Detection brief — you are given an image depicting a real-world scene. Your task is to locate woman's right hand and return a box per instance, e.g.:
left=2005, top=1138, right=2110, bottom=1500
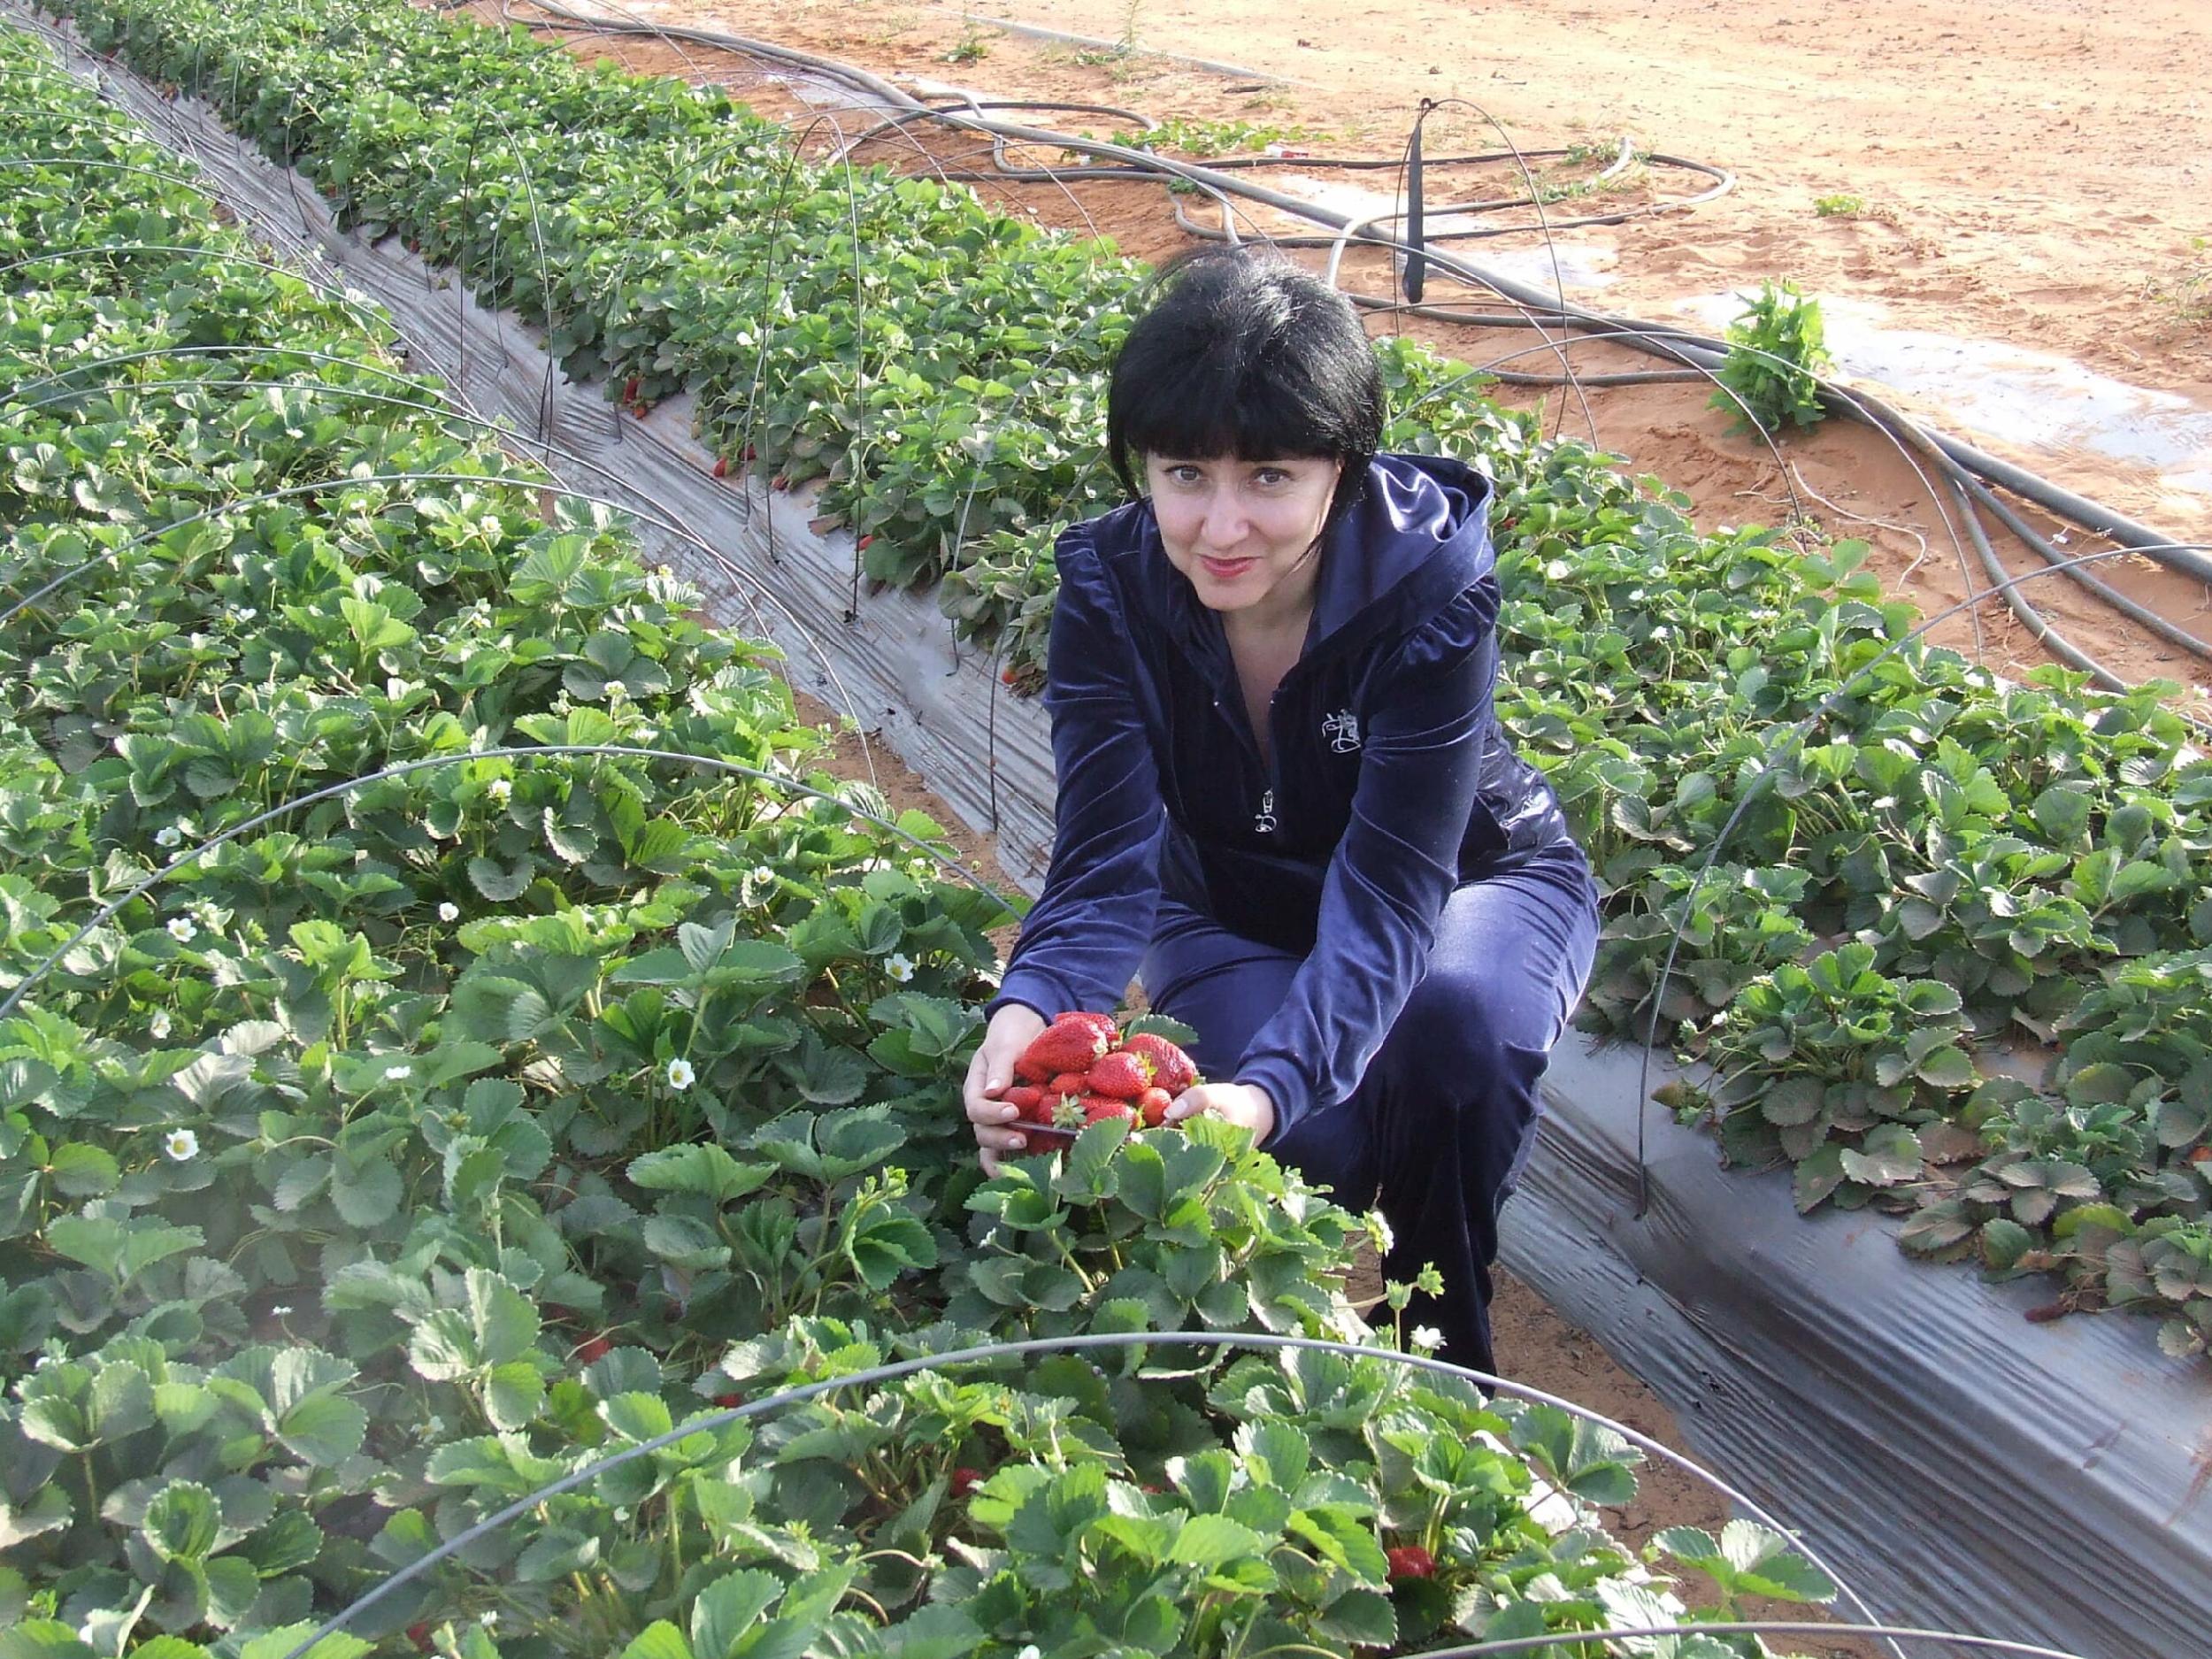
left=964, top=1002, right=1048, bottom=1177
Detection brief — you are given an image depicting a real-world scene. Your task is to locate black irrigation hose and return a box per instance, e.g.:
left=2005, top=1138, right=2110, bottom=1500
left=497, top=0, right=2212, bottom=690
left=503, top=0, right=2212, bottom=690
left=1957, top=468, right=2212, bottom=665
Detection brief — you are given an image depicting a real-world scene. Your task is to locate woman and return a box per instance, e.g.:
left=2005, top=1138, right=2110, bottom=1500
left=961, top=248, right=1599, bottom=1375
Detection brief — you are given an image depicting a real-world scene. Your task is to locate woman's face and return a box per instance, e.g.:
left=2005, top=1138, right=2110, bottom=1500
left=1145, top=453, right=1342, bottom=618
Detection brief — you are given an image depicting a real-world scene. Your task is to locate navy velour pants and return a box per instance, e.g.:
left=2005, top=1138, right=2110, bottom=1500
left=1139, top=842, right=1600, bottom=1378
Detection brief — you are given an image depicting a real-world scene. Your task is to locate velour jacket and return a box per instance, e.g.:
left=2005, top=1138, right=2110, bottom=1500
left=992, top=451, right=1576, bottom=1131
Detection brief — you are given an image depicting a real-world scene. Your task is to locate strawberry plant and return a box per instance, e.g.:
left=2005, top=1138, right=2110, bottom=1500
left=0, top=35, right=1854, bottom=1659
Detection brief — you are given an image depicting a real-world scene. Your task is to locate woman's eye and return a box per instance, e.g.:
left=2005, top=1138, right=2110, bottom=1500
left=1253, top=468, right=1290, bottom=487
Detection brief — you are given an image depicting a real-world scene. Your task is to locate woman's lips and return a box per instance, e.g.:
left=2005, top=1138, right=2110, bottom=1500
left=1200, top=556, right=1258, bottom=580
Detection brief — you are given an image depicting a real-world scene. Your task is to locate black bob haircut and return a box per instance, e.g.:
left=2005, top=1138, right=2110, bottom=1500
left=1106, top=247, right=1385, bottom=528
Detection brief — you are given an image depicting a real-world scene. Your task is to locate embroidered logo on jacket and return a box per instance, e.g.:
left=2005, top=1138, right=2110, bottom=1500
left=1322, top=710, right=1363, bottom=753
left=1253, top=789, right=1278, bottom=835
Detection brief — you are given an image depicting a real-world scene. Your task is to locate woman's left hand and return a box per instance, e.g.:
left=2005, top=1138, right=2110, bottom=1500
left=1163, top=1081, right=1276, bottom=1146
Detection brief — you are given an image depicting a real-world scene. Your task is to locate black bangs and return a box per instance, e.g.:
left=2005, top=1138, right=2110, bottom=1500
left=1106, top=248, right=1384, bottom=515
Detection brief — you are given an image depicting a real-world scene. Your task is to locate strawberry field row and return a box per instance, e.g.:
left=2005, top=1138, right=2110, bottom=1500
left=41, top=0, right=2208, bottom=1367
left=0, top=25, right=1860, bottom=1659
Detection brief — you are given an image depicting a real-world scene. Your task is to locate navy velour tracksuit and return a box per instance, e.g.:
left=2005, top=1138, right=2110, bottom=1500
left=991, top=451, right=1600, bottom=1373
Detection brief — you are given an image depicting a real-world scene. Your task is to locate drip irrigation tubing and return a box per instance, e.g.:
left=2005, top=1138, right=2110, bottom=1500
left=499, top=0, right=2212, bottom=694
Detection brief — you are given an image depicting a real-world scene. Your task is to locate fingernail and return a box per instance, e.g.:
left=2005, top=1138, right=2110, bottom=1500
left=1008, top=1135, right=1024, bottom=1148
left=997, top=1106, right=1018, bottom=1121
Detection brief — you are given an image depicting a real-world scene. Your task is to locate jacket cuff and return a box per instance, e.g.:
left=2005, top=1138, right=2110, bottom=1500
left=987, top=969, right=1066, bottom=1026
left=1235, top=1055, right=1315, bottom=1141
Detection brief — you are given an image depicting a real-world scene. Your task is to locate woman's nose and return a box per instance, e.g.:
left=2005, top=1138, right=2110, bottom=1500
left=1196, top=487, right=1248, bottom=548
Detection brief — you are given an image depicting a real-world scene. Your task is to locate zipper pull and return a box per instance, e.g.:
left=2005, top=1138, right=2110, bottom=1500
left=1253, top=788, right=1278, bottom=835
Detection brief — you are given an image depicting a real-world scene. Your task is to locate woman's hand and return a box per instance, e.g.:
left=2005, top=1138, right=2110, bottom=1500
left=964, top=1003, right=1048, bottom=1176
left=1163, top=1080, right=1276, bottom=1146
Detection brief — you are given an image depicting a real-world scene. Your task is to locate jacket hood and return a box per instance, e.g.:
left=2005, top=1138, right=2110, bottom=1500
left=1102, top=451, right=1497, bottom=664
left=1305, top=450, right=1496, bottom=656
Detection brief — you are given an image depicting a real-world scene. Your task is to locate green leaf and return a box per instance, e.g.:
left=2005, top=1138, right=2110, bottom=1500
left=602, top=1391, right=675, bottom=1443
left=278, top=1393, right=368, bottom=1466
left=466, top=1268, right=540, bottom=1366
left=1169, top=1512, right=1268, bottom=1571
left=142, top=1480, right=221, bottom=1563
left=621, top=1624, right=694, bottom=1659
left=238, top=1632, right=373, bottom=1659
left=1839, top=1124, right=1923, bottom=1187
left=329, top=1155, right=402, bottom=1226
left=691, top=1568, right=781, bottom=1659
left=485, top=1362, right=546, bottom=1432
left=0, top=1622, right=96, bottom=1659
left=47, top=1142, right=120, bottom=1198
left=1717, top=1518, right=1838, bottom=1602
left=1913, top=1045, right=1978, bottom=1091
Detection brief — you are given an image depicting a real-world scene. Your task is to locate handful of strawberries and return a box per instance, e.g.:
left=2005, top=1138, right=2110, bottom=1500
left=999, top=1011, right=1201, bottom=1139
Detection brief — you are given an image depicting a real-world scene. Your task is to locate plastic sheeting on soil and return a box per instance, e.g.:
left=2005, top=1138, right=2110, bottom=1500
left=26, top=16, right=2210, bottom=1655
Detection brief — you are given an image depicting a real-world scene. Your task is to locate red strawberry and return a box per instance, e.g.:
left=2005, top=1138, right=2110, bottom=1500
left=712, top=455, right=729, bottom=478
left=950, top=1466, right=984, bottom=1497
left=742, top=443, right=757, bottom=461
left=624, top=376, right=641, bottom=403
left=1122, top=1033, right=1199, bottom=1094
left=1056, top=1010, right=1120, bottom=1045
left=1002, top=1084, right=1044, bottom=1121
left=857, top=534, right=874, bottom=550
left=1386, top=1545, right=1435, bottom=1581
left=407, top=1624, right=433, bottom=1654
left=1014, top=1021, right=1110, bottom=1084
left=1081, top=1094, right=1133, bottom=1125
left=1137, top=1087, right=1173, bottom=1127
left=1086, top=1049, right=1155, bottom=1100
left=1002, top=667, right=1019, bottom=686
left=632, top=402, right=650, bottom=419
left=771, top=475, right=788, bottom=491
left=714, top=1393, right=743, bottom=1408
left=575, top=1334, right=612, bottom=1364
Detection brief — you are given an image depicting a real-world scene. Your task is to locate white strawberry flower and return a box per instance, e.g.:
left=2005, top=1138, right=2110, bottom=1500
left=167, top=918, right=196, bottom=943
left=439, top=902, right=460, bottom=922
left=149, top=1009, right=172, bottom=1040
left=667, top=1058, right=696, bottom=1092
left=164, top=1129, right=199, bottom=1162
left=387, top=1064, right=412, bottom=1081
left=1410, top=1325, right=1444, bottom=1353
left=156, top=824, right=184, bottom=849
left=886, top=952, right=916, bottom=983
left=487, top=778, right=512, bottom=803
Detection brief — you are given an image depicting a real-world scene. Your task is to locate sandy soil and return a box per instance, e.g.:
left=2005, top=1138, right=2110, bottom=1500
left=506, top=0, right=2212, bottom=717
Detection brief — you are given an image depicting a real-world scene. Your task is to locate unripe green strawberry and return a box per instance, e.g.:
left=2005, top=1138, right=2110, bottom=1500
left=1086, top=1049, right=1156, bottom=1100
left=1122, top=1033, right=1199, bottom=1094
left=1014, top=1020, right=1111, bottom=1083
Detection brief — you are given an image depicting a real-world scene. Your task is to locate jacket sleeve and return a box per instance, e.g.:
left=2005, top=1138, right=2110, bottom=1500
left=1233, top=580, right=1501, bottom=1133
left=989, top=532, right=1166, bottom=1023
